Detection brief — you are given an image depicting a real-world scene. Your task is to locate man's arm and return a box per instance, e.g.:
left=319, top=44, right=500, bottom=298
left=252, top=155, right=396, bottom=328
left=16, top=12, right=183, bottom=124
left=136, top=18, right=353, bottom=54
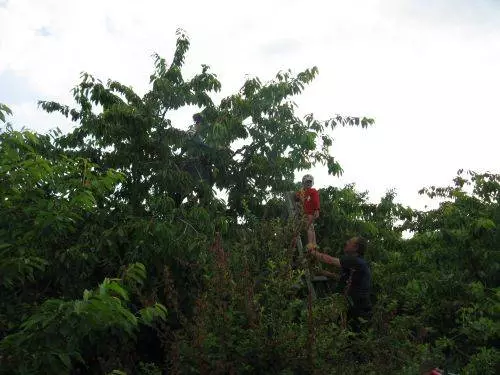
left=317, top=269, right=340, bottom=279
left=308, top=249, right=341, bottom=267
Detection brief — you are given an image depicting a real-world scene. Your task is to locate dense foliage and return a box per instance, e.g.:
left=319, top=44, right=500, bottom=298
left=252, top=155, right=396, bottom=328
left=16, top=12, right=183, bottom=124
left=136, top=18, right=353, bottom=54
left=0, top=33, right=498, bottom=374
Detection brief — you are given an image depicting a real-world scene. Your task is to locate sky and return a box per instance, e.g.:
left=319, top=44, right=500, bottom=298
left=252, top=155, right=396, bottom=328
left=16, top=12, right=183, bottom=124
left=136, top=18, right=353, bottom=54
left=1, top=0, right=499, bottom=210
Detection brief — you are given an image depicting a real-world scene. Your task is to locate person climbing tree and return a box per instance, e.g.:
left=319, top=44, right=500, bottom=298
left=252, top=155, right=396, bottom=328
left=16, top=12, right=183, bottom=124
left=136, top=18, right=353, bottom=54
left=419, top=361, right=443, bottom=375
left=174, top=113, right=215, bottom=205
left=189, top=113, right=209, bottom=147
left=307, top=236, right=372, bottom=332
left=179, top=114, right=209, bottom=167
left=295, top=174, right=320, bottom=250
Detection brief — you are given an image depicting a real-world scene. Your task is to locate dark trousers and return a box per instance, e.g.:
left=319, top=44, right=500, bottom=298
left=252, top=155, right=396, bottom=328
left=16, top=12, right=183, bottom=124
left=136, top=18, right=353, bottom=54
left=347, top=305, right=372, bottom=333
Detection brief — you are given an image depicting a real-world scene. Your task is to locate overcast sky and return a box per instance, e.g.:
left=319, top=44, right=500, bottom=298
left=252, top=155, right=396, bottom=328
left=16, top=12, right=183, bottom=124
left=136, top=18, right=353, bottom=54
left=1, top=0, right=499, bottom=210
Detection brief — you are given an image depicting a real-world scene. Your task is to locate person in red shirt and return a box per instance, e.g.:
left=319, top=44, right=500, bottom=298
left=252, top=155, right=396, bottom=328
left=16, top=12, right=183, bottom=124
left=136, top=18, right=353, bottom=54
left=419, top=361, right=443, bottom=375
left=296, top=174, right=320, bottom=249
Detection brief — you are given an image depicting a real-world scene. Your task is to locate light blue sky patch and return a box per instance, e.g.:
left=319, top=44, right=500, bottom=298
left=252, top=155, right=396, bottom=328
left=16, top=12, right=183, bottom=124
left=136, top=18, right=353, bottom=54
left=0, top=70, right=40, bottom=106
left=36, top=27, right=52, bottom=37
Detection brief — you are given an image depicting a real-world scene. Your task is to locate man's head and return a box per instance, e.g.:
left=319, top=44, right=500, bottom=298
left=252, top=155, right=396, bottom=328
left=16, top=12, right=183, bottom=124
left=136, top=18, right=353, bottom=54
left=344, top=236, right=367, bottom=257
left=302, top=174, right=314, bottom=189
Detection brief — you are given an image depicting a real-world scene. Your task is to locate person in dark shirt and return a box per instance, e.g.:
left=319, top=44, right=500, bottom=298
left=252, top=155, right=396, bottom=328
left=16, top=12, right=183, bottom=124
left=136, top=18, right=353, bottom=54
left=172, top=113, right=214, bottom=206
left=308, top=236, right=372, bottom=332
left=180, top=113, right=213, bottom=182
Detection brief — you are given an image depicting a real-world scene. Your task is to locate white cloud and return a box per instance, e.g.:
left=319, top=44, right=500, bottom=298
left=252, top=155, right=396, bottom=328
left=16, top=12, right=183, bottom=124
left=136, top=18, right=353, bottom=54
left=1, top=0, right=499, bottom=210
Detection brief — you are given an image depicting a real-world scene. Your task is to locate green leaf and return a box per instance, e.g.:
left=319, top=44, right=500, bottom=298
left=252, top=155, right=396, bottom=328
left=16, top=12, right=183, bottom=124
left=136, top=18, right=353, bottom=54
left=139, top=303, right=168, bottom=326
left=0, top=102, right=13, bottom=123
left=474, top=218, right=496, bottom=231
left=124, top=262, right=146, bottom=286
left=105, top=281, right=129, bottom=301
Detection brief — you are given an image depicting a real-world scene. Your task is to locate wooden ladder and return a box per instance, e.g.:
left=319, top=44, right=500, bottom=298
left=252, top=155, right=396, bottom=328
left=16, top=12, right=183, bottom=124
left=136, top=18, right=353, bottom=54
left=285, top=191, right=318, bottom=301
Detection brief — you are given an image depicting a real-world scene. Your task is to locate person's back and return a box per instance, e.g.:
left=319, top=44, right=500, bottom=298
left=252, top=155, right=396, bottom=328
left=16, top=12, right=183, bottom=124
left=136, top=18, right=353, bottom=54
left=339, top=255, right=372, bottom=329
